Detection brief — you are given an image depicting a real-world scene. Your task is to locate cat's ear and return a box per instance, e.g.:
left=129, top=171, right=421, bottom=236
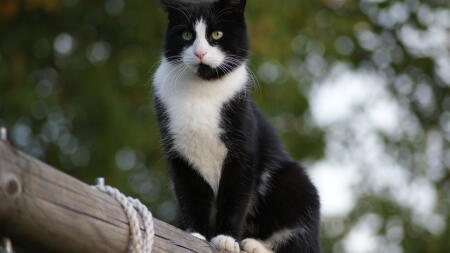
left=217, top=0, right=246, bottom=11
left=159, top=0, right=183, bottom=13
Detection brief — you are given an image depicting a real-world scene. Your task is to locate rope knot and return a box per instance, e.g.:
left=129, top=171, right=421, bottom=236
left=94, top=179, right=154, bottom=253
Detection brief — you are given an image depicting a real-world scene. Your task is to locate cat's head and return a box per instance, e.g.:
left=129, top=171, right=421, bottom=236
left=160, top=0, right=249, bottom=80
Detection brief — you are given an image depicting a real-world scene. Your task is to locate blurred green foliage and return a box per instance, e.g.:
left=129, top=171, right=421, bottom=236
left=0, top=0, right=449, bottom=252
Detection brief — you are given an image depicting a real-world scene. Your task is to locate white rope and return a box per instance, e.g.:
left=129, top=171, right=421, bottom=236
left=94, top=178, right=154, bottom=253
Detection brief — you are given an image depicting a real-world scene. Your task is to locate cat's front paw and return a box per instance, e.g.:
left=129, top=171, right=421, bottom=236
left=241, top=238, right=274, bottom=253
left=211, top=235, right=240, bottom=253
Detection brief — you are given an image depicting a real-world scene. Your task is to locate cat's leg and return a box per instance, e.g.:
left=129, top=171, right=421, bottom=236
left=252, top=161, right=321, bottom=253
left=170, top=156, right=215, bottom=238
left=211, top=154, right=256, bottom=253
left=269, top=231, right=320, bottom=253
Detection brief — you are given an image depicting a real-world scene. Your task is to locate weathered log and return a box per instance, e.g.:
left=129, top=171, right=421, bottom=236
left=0, top=141, right=221, bottom=253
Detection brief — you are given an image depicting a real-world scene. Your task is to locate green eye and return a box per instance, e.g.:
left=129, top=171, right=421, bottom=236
left=211, top=31, right=223, bottom=40
left=182, top=31, right=193, bottom=41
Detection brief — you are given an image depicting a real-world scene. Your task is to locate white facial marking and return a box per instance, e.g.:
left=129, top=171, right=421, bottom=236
left=182, top=19, right=226, bottom=70
left=154, top=59, right=248, bottom=194
left=194, top=21, right=209, bottom=57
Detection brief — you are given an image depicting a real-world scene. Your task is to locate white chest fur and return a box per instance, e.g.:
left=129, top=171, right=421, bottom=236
left=154, top=60, right=248, bottom=193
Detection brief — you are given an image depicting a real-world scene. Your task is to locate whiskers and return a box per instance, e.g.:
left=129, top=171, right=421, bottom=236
left=156, top=54, right=259, bottom=94
left=159, top=60, right=189, bottom=94
left=219, top=56, right=260, bottom=91
left=246, top=64, right=261, bottom=93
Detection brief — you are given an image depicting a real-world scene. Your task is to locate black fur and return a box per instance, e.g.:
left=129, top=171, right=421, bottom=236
left=155, top=0, right=321, bottom=252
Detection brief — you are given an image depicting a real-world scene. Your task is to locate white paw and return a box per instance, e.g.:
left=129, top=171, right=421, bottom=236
left=211, top=235, right=240, bottom=253
left=241, top=238, right=274, bottom=253
left=191, top=232, right=206, bottom=240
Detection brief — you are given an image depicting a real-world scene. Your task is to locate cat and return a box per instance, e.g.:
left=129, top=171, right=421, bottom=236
left=153, top=0, right=321, bottom=252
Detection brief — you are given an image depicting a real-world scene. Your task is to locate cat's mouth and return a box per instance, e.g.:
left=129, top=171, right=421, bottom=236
left=196, top=63, right=220, bottom=80
left=198, top=63, right=212, bottom=69
left=182, top=55, right=242, bottom=80
left=195, top=60, right=243, bottom=80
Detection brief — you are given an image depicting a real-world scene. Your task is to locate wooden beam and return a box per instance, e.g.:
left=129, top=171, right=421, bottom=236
left=0, top=142, right=221, bottom=253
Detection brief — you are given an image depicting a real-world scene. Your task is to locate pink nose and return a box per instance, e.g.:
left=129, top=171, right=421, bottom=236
left=195, top=51, right=207, bottom=60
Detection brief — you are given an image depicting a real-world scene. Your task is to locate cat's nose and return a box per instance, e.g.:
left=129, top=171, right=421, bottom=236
left=195, top=51, right=207, bottom=60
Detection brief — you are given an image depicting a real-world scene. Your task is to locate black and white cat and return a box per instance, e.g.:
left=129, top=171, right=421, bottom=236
left=153, top=0, right=321, bottom=252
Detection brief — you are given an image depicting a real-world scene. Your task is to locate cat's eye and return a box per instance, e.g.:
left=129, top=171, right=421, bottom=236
left=211, top=31, right=224, bottom=40
left=182, top=31, right=193, bottom=41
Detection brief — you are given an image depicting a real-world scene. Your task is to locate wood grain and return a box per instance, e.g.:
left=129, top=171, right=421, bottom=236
left=0, top=142, right=222, bottom=253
